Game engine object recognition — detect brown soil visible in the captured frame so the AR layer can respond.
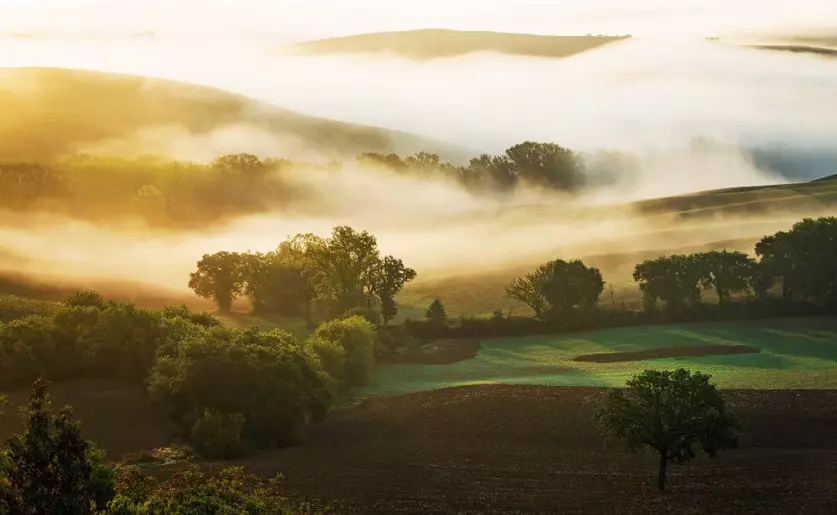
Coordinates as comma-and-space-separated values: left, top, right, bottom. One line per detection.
7, 380, 837, 513
378, 339, 481, 365
239, 385, 837, 514
574, 344, 761, 363
0, 378, 173, 458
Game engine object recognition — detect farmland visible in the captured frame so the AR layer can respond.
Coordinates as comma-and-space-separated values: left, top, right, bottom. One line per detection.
363, 317, 837, 398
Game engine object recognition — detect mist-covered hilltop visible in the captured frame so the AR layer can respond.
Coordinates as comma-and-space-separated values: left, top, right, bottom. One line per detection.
0, 67, 464, 161
287, 29, 629, 60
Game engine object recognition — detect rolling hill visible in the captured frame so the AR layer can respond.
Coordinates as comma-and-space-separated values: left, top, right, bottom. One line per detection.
0, 67, 463, 161
287, 29, 629, 60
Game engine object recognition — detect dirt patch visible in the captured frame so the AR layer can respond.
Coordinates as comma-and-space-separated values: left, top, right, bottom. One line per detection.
0, 378, 174, 458
574, 344, 761, 363
378, 339, 480, 365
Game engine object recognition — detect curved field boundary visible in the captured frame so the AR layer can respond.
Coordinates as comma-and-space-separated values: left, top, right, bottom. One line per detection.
573, 344, 761, 363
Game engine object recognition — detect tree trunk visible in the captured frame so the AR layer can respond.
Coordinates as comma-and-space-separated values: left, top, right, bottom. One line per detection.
658, 452, 668, 492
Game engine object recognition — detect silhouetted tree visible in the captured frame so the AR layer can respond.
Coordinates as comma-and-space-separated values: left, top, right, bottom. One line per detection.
633, 255, 704, 310
425, 299, 447, 324
373, 256, 417, 325
2, 378, 115, 513
697, 250, 755, 303
504, 141, 583, 190
188, 251, 246, 312
505, 269, 549, 319
597, 369, 738, 492
542, 259, 604, 312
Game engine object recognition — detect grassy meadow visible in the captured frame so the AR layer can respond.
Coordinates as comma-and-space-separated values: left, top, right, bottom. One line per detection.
360, 317, 837, 398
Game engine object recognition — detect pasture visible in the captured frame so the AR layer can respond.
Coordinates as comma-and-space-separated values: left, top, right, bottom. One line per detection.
362, 317, 837, 398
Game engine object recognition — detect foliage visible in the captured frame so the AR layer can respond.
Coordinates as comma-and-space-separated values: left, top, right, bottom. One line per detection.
1, 378, 116, 513
506, 259, 603, 317
188, 251, 246, 313
188, 409, 247, 460
372, 256, 417, 325
425, 299, 447, 324
107, 465, 325, 514
755, 217, 837, 302
148, 326, 331, 451
309, 316, 378, 387
633, 254, 704, 310
0, 295, 56, 323
597, 369, 739, 491
697, 250, 755, 303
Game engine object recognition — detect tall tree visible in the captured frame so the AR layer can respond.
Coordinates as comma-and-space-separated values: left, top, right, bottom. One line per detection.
633, 255, 704, 310
307, 226, 381, 313
188, 251, 246, 313
542, 259, 605, 311
505, 270, 548, 319
598, 369, 738, 492
373, 256, 417, 326
697, 250, 755, 303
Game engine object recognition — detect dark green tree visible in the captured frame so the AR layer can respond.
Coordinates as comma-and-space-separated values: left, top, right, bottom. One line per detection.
633, 255, 704, 310
697, 250, 755, 303
597, 369, 739, 492
2, 378, 115, 513
541, 259, 605, 312
188, 251, 246, 313
373, 256, 417, 325
425, 299, 447, 324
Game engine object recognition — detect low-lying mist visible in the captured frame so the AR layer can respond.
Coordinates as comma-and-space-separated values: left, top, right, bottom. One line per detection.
1, 32, 836, 306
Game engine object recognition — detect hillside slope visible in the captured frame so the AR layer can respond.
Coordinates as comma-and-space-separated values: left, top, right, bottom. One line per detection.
0, 67, 462, 161
288, 29, 628, 60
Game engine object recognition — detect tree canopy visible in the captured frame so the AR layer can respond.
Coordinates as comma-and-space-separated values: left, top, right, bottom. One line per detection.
597, 369, 739, 491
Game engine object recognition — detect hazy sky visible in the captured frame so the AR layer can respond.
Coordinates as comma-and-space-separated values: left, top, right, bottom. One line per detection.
1, 0, 835, 41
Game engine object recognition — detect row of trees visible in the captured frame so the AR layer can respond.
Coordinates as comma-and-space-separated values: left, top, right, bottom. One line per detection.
188, 226, 416, 326
0, 290, 379, 459
0, 142, 629, 228
506, 217, 837, 317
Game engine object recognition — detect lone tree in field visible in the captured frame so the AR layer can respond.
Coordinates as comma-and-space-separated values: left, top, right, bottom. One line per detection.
597, 369, 738, 492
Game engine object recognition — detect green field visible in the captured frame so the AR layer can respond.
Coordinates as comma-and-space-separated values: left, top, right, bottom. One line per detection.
361, 317, 837, 398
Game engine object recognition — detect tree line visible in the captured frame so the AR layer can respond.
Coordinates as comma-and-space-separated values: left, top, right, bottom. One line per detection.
0, 289, 379, 461
0, 142, 633, 228
406, 216, 837, 339
188, 226, 416, 326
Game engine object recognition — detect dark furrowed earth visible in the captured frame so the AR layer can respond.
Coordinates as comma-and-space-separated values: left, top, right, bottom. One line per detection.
5, 381, 837, 513
242, 385, 837, 514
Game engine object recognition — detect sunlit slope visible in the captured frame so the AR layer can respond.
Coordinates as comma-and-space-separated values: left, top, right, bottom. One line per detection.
289, 29, 628, 59
0, 67, 461, 160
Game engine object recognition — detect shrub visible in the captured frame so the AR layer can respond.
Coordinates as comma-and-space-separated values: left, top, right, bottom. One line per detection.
188, 409, 246, 460
148, 326, 331, 452
311, 316, 377, 387
308, 336, 347, 386
65, 290, 109, 310
340, 306, 380, 327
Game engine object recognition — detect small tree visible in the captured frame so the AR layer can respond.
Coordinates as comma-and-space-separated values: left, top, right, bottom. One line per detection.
597, 369, 738, 492
2, 378, 115, 513
425, 299, 447, 324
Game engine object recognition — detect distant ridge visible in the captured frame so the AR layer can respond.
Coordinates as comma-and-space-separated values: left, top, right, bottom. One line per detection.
748, 44, 837, 57
288, 29, 629, 60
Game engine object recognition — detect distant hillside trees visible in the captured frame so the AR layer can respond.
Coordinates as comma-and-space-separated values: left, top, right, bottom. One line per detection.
598, 369, 739, 492
188, 226, 416, 324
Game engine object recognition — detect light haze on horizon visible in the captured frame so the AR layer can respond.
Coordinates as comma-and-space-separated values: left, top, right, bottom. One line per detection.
0, 0, 835, 41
